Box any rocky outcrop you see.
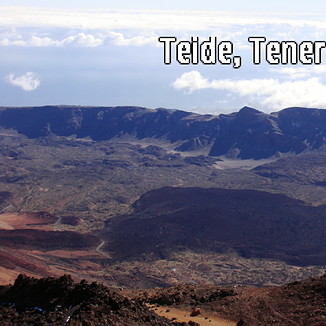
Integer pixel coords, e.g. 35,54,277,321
0,274,181,325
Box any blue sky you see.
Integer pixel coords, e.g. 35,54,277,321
1,1,326,114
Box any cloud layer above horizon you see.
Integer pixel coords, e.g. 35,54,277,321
2,5,326,114
6,72,40,91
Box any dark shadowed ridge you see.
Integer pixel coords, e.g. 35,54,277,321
104,187,326,266
0,105,326,159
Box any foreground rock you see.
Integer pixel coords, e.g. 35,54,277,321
1,274,325,325
0,274,181,326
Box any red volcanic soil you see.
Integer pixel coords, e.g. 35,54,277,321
0,212,57,230
0,212,80,230
0,212,100,284
0,229,98,250
0,249,55,284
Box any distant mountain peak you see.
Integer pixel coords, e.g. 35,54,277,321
238,106,262,115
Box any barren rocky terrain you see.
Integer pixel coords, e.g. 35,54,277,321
0,105,325,291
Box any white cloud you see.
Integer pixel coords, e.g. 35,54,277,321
2,7,326,32
0,33,104,47
0,38,26,46
270,66,326,79
29,36,56,47
61,33,103,47
109,32,158,46
2,7,326,51
173,70,211,92
6,72,40,91
173,70,326,111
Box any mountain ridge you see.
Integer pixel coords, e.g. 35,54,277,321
0,105,325,159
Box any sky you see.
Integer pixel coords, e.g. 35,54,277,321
1,1,326,114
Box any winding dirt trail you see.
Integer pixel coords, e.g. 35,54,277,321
96,240,111,258
148,305,236,326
